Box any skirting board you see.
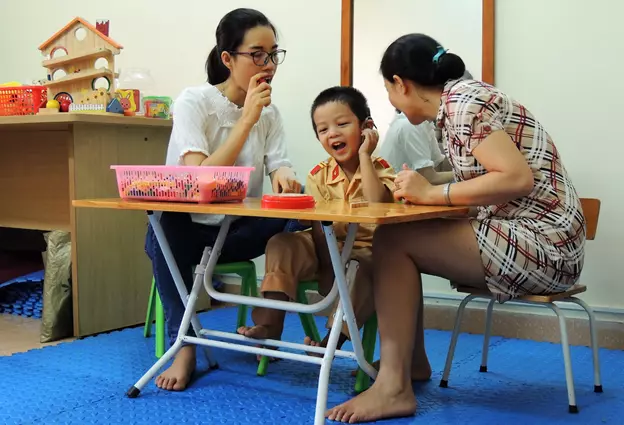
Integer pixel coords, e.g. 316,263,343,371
220,279,624,350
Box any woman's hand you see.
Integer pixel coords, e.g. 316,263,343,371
241,73,272,126
271,167,301,193
393,164,436,204
358,128,379,157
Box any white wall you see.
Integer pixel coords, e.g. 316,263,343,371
353,0,482,142
494,0,624,311
0,0,341,178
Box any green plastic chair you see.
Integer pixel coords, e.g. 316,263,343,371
252,279,378,394
144,261,258,358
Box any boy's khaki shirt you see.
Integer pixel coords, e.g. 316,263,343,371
304,156,396,248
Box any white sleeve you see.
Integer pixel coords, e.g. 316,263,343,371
170,92,211,163
264,107,293,175
381,122,435,171
399,122,434,170
379,128,406,172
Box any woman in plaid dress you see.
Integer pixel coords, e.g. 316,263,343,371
326,33,586,423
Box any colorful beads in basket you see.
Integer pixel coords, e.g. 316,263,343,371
123,174,198,200
198,175,249,203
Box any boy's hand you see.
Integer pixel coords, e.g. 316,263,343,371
271,167,301,193
358,128,379,157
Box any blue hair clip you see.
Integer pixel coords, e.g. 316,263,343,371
432,47,448,64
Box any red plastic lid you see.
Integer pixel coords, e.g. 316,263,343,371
261,193,316,209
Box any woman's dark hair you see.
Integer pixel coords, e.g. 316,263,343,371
310,86,371,133
380,33,466,88
205,8,277,85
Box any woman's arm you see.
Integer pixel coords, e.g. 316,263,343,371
417,166,455,185
183,119,254,166
424,130,533,205
184,74,271,167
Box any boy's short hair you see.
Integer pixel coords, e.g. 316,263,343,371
310,86,372,133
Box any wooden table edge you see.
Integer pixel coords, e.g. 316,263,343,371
72,198,470,225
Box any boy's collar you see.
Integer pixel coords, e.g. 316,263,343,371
327,156,361,184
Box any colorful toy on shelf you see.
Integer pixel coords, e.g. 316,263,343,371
38,17,123,114
144,96,172,119
106,98,124,114
38,99,61,114
68,88,112,113
115,89,139,113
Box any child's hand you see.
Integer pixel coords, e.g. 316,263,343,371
358,128,379,157
393,164,434,204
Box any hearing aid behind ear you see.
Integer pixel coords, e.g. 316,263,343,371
360,117,377,143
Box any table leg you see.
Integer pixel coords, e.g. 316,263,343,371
314,223,377,424
127,214,232,397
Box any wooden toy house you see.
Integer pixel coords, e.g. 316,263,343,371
39,17,123,109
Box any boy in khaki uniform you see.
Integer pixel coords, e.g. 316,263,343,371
238,86,395,352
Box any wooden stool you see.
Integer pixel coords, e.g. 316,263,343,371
439,198,603,413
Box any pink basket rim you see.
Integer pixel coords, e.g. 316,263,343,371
111,165,255,172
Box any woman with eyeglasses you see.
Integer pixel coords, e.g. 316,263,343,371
145,8,301,392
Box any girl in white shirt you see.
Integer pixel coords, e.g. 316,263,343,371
145,7,300,392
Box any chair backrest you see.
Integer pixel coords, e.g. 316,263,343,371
580,198,600,240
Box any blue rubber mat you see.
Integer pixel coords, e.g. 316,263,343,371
0,275,44,318
0,307,621,424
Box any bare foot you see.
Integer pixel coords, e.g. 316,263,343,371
326,380,417,423
237,325,283,361
304,332,348,357
411,358,432,382
351,359,432,381
155,345,196,391
304,336,324,357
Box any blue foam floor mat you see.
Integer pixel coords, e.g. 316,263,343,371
0,307,621,424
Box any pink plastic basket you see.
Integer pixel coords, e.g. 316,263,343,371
111,165,254,203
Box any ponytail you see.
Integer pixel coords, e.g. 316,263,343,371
206,46,230,85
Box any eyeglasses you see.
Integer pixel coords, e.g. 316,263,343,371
229,49,287,66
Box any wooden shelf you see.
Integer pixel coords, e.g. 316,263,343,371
42,48,114,68
45,68,114,88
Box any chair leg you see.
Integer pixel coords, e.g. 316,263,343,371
155,289,166,358
144,277,156,338
567,297,603,393
547,303,578,413
480,298,495,372
247,265,259,298
237,265,259,330
296,287,322,343
355,314,378,394
236,271,250,330
440,295,476,387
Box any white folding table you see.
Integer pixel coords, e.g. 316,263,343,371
73,198,468,424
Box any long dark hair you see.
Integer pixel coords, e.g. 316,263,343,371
205,8,277,85
380,33,466,88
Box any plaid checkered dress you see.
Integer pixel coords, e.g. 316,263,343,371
436,79,586,302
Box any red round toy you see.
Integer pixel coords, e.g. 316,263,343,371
261,193,315,209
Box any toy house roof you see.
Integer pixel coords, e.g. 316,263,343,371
38,17,123,51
